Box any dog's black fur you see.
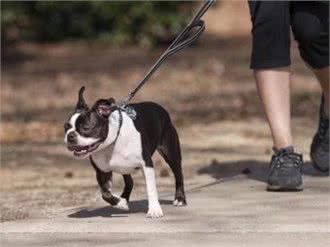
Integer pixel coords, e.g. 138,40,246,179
90,102,186,204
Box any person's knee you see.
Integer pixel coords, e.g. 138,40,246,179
291,10,329,69
292,12,323,45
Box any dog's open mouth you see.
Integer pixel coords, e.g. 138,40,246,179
67,141,102,157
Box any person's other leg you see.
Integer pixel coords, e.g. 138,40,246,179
314,67,329,117
248,1,304,190
291,1,329,172
291,1,329,117
311,66,329,172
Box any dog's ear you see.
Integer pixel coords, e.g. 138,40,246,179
76,86,89,112
93,98,116,118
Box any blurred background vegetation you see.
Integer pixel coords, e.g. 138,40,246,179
1,1,195,47
1,1,319,141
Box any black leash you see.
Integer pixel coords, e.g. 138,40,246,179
117,0,215,107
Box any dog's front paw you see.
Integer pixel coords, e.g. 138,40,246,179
146,203,163,218
114,197,129,211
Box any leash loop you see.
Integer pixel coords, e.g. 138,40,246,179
117,0,215,107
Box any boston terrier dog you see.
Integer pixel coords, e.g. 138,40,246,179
64,87,186,218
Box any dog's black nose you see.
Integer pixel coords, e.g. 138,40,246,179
67,132,77,144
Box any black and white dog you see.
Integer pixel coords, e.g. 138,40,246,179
64,87,186,218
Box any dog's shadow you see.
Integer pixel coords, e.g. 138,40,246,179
68,199,172,218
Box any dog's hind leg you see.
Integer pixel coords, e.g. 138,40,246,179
157,124,186,207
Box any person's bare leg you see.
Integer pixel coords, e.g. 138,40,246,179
313,66,329,117
255,67,303,191
254,67,293,149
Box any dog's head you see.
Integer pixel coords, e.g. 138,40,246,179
64,86,117,158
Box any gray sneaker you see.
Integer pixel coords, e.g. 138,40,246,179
310,95,329,173
267,146,304,191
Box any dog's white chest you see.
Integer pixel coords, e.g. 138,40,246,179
91,113,144,174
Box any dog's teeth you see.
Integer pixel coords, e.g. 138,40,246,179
72,142,100,156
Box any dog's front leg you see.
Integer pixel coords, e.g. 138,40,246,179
90,157,129,210
142,165,163,218
96,170,117,204
96,170,130,211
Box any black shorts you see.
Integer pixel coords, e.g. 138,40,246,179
248,1,329,70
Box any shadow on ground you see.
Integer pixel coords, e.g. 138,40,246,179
68,199,172,218
198,160,329,183
67,160,328,219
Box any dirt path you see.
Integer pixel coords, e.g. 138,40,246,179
1,159,329,246
1,117,325,223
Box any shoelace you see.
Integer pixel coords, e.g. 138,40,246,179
271,149,303,170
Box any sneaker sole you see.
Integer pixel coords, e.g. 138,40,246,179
267,184,304,192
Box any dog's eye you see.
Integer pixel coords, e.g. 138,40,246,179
64,122,72,131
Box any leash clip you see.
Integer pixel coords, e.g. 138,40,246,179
119,104,137,120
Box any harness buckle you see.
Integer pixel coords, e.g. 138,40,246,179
120,105,137,120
